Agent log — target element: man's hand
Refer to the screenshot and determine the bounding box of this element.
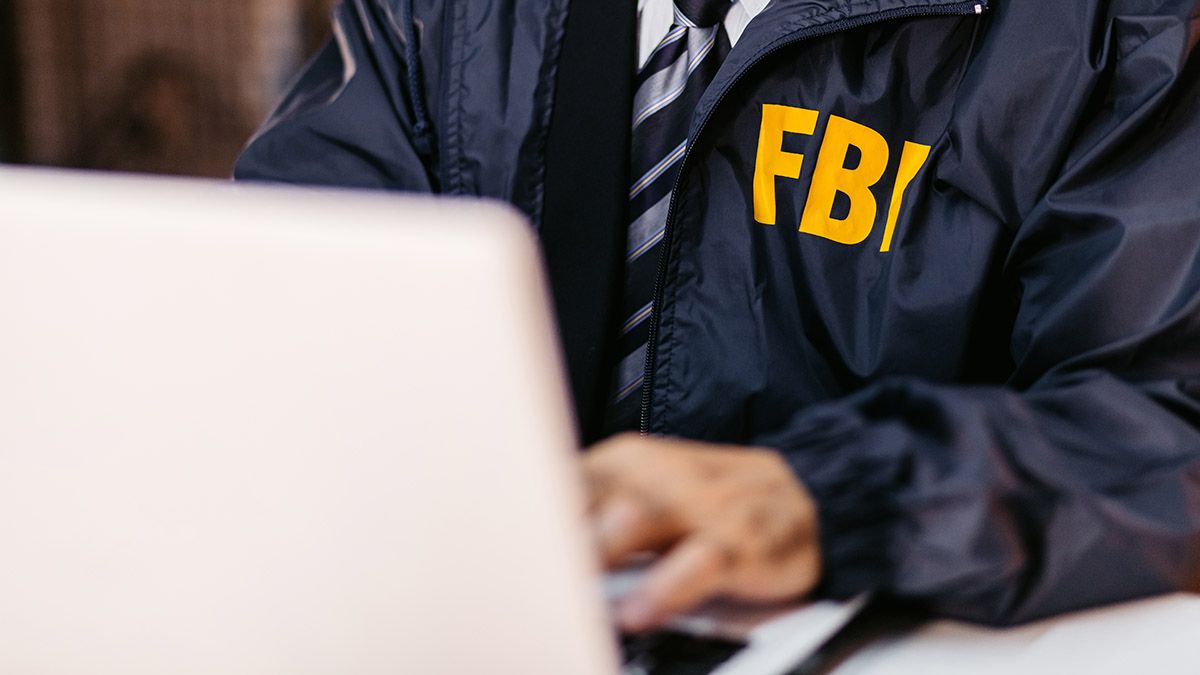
[585,433,822,633]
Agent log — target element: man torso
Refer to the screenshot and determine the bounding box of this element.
[241,0,1197,443]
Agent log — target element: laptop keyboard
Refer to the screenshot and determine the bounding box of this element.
[620,631,745,675]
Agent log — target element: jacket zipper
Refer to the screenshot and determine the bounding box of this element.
[398,0,436,163]
[638,1,988,434]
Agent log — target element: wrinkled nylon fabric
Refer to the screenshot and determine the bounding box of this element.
[237,0,1200,625]
[236,0,567,219]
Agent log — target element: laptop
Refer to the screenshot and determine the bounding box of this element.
[0,168,863,674]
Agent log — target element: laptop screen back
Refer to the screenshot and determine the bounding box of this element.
[0,169,618,674]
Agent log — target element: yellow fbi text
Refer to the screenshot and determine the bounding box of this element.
[753,104,931,253]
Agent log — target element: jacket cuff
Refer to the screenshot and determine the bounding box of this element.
[762,407,906,600]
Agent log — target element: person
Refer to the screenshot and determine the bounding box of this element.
[235,0,1200,629]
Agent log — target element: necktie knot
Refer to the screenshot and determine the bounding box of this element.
[674,0,731,28]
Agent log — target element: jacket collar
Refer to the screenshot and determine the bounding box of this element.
[690,0,989,136]
[728,0,988,70]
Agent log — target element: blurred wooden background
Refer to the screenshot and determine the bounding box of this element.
[0,0,339,176]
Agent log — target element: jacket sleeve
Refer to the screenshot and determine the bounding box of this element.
[763,19,1200,625]
[234,0,436,191]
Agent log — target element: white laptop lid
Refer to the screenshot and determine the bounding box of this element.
[0,169,618,675]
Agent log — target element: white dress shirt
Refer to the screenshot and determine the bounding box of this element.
[637,0,771,68]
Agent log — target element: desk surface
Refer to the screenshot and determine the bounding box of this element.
[827,593,1200,675]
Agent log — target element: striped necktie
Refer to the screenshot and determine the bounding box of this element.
[604,0,733,433]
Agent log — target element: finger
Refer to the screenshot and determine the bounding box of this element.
[593,493,682,568]
[616,536,731,633]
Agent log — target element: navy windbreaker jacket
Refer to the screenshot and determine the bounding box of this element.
[236,0,1200,625]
